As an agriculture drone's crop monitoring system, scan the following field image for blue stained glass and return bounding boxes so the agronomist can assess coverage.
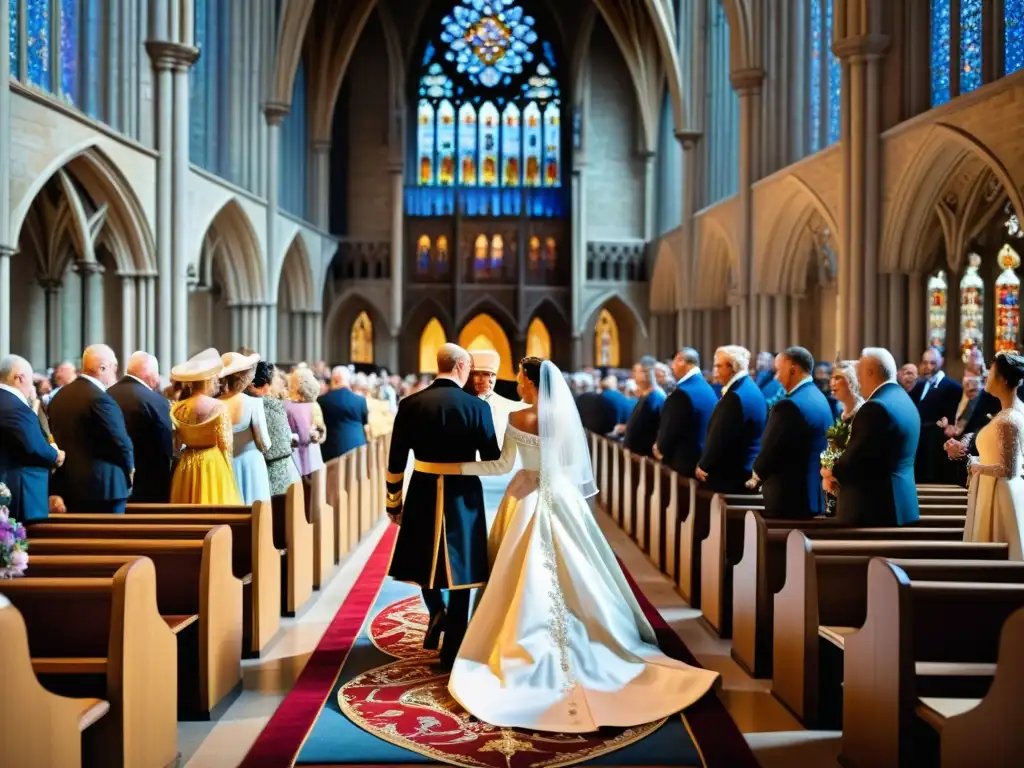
[84,0,101,118]
[808,0,822,152]
[8,0,18,77]
[826,0,841,145]
[1004,0,1024,75]
[60,0,79,105]
[930,0,952,107]
[26,0,50,90]
[959,0,982,94]
[190,0,209,167]
[440,0,538,88]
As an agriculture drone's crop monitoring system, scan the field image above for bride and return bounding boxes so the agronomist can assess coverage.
[447,357,719,733]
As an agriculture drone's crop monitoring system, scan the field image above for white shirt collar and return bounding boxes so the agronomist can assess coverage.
[80,373,107,392]
[787,376,814,396]
[722,370,748,395]
[0,383,29,407]
[679,367,700,384]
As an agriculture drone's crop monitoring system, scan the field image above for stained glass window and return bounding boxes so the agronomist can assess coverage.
[84,0,101,119]
[59,0,78,103]
[544,236,556,269]
[543,102,559,186]
[995,245,1021,353]
[1006,0,1024,75]
[190,0,209,168]
[416,235,432,273]
[528,235,540,268]
[474,234,489,271]
[479,101,499,187]
[523,101,541,187]
[417,101,436,185]
[437,100,456,186]
[490,234,504,268]
[440,0,537,88]
[959,0,982,94]
[350,312,374,365]
[930,0,952,107]
[808,0,841,149]
[501,103,521,185]
[8,0,18,77]
[26,0,50,90]
[808,0,822,151]
[458,103,478,184]
[959,253,984,360]
[927,270,948,352]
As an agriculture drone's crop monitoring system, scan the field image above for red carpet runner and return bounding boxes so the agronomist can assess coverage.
[240,525,758,767]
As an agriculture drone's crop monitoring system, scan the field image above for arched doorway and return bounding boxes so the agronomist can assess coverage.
[351,311,375,364]
[276,235,315,364]
[419,317,447,373]
[526,316,551,359]
[459,313,514,379]
[594,308,620,367]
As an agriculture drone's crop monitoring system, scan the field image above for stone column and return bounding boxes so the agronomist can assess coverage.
[571,159,587,370]
[40,279,63,367]
[0,248,12,357]
[907,273,924,361]
[313,313,323,363]
[789,295,802,347]
[135,275,148,353]
[834,33,889,356]
[0,2,12,358]
[310,140,332,231]
[229,305,241,350]
[389,165,404,342]
[76,261,104,345]
[773,295,788,352]
[304,311,317,363]
[121,273,137,360]
[264,103,289,362]
[731,68,765,349]
[757,295,771,352]
[641,150,657,242]
[675,131,702,351]
[145,275,156,352]
[701,310,712,363]
[888,272,907,363]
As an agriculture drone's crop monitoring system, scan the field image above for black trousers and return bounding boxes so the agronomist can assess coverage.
[421,587,471,664]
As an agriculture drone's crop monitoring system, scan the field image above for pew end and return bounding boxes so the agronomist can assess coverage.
[271,482,314,617]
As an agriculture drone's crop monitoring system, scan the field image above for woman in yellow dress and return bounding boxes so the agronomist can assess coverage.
[168,348,242,505]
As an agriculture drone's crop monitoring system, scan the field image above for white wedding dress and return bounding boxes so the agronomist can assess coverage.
[965,402,1024,560]
[447,361,719,733]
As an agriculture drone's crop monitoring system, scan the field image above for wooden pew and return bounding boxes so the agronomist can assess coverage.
[303,467,335,589]
[61,506,279,658]
[27,526,243,720]
[625,452,642,539]
[270,481,314,616]
[843,559,1024,767]
[357,444,372,537]
[638,457,657,553]
[325,454,350,561]
[0,558,178,767]
[773,532,1008,727]
[732,508,968,678]
[0,594,116,768]
[917,606,1024,768]
[345,447,361,548]
[598,437,611,510]
[647,463,674,572]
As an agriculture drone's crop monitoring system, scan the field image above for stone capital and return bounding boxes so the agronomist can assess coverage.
[832,33,890,62]
[37,275,62,291]
[674,130,702,150]
[0,244,17,259]
[263,102,291,125]
[729,67,765,94]
[73,260,103,277]
[145,40,200,72]
[311,139,332,154]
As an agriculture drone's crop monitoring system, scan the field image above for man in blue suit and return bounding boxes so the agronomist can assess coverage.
[599,375,636,433]
[754,351,784,404]
[653,347,717,478]
[48,345,134,514]
[696,346,767,493]
[825,347,920,527]
[0,355,63,522]
[319,365,369,462]
[751,347,834,519]
[622,362,665,457]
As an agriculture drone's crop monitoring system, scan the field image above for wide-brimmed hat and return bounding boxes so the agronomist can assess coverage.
[220,351,260,378]
[170,348,223,383]
[470,350,500,374]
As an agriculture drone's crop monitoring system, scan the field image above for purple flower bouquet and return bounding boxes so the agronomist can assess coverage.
[0,483,28,579]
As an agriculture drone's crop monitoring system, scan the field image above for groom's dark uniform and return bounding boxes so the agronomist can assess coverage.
[385,378,500,666]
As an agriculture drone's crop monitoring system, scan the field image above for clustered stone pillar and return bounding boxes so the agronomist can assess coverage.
[310,140,332,232]
[75,260,104,346]
[264,103,289,362]
[676,130,702,355]
[121,272,137,361]
[570,154,588,370]
[0,0,14,357]
[389,164,404,373]
[731,67,765,349]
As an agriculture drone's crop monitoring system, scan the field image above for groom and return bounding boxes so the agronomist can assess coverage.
[385,343,501,669]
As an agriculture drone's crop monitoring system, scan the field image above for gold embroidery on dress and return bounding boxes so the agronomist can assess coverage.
[539,484,579,719]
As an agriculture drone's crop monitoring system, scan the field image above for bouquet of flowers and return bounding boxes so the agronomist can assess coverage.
[820,419,852,470]
[0,483,29,579]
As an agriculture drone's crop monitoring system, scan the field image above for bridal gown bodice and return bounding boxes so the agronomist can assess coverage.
[966,404,1024,559]
[448,423,719,733]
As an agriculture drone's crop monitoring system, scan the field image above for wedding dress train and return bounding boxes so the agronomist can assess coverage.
[965,402,1024,559]
[446,363,719,734]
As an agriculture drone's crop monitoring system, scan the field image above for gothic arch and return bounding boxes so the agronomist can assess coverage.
[403,296,455,374]
[649,230,683,312]
[271,0,317,108]
[196,198,266,304]
[881,124,1024,274]
[526,297,571,364]
[457,297,518,334]
[582,294,642,367]
[323,290,388,364]
[694,216,739,308]
[721,0,759,73]
[459,313,515,379]
[581,290,648,339]
[275,235,316,312]
[11,143,156,275]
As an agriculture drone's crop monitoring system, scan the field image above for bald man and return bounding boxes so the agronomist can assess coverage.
[108,351,173,502]
[49,344,135,513]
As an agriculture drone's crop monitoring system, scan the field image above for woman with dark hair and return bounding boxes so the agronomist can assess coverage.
[248,362,300,495]
[964,351,1024,559]
[447,356,719,733]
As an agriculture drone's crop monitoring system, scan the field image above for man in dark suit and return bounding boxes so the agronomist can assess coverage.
[754,351,784,403]
[751,347,834,519]
[48,344,134,514]
[910,346,962,483]
[0,355,63,522]
[600,375,636,433]
[620,362,665,457]
[385,343,500,670]
[696,346,767,493]
[319,365,369,462]
[574,373,615,435]
[825,347,920,527]
[653,347,717,478]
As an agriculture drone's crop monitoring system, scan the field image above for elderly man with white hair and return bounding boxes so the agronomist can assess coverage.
[695,345,767,493]
[822,347,921,527]
[107,351,174,502]
[0,354,63,522]
[48,344,135,513]
[318,363,369,462]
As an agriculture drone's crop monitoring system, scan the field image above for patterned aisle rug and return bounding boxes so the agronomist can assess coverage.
[338,595,666,768]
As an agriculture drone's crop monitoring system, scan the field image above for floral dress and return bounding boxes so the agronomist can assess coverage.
[262,396,300,496]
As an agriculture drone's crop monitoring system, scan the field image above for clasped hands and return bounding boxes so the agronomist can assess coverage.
[820,467,839,495]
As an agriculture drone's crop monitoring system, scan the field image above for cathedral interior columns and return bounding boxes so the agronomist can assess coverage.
[773,295,788,353]
[788,295,802,348]
[907,273,925,361]
[676,131,702,352]
[0,2,11,358]
[888,272,908,364]
[389,165,404,341]
[40,278,63,368]
[731,67,765,349]
[571,160,588,369]
[75,261,104,347]
[264,103,289,363]
[310,140,332,231]
[121,273,137,361]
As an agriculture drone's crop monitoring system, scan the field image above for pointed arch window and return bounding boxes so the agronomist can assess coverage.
[416,234,432,273]
[351,311,374,365]
[1006,0,1024,75]
[420,318,447,373]
[959,252,984,360]
[526,316,551,359]
[927,269,948,353]
[929,0,991,107]
[808,0,841,151]
[490,234,504,269]
[595,308,620,368]
[474,233,489,272]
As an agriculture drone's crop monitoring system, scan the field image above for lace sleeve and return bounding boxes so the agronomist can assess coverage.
[460,435,518,476]
[217,410,234,459]
[972,413,1022,478]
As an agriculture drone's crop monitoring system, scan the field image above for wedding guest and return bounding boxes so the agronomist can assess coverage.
[286,367,326,477]
[654,362,676,394]
[168,349,240,505]
[813,360,841,419]
[898,363,919,392]
[42,361,77,408]
[574,373,613,436]
[910,346,962,483]
[653,347,716,478]
[107,351,174,503]
[750,347,834,519]
[600,375,635,434]
[48,344,134,513]
[219,351,272,504]
[0,355,62,522]
[619,362,665,458]
[823,348,920,527]
[318,365,368,462]
[754,350,784,403]
[248,362,300,496]
[696,346,767,493]
[831,359,865,423]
